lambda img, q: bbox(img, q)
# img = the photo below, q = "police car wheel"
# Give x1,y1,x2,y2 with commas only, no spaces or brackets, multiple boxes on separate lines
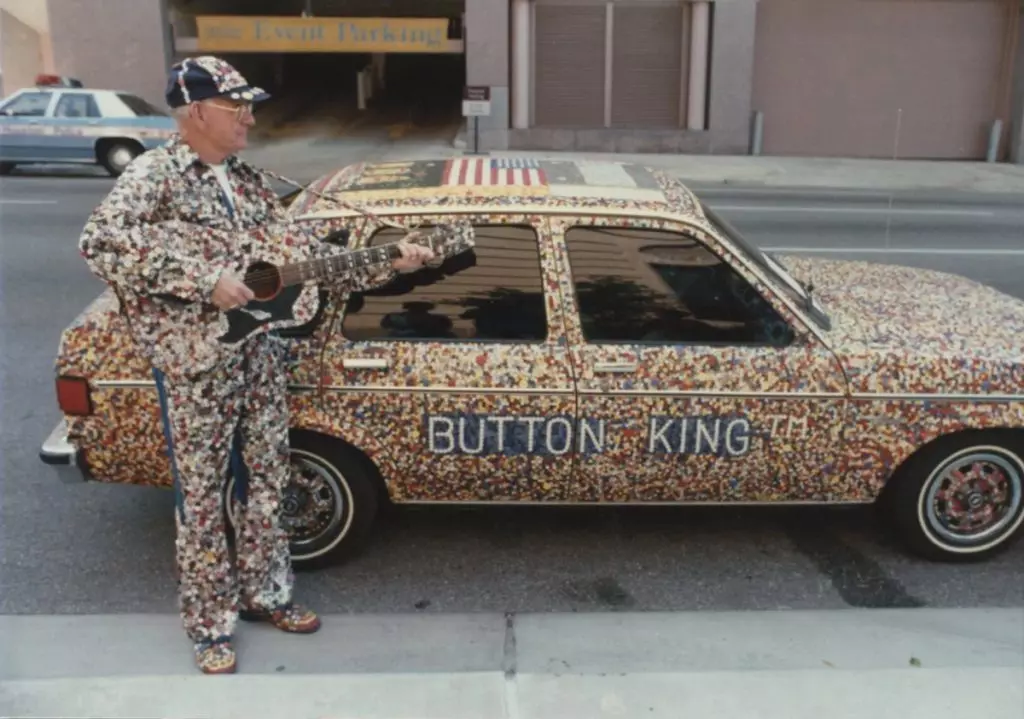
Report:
882,431,1024,562
98,140,142,177
223,430,380,570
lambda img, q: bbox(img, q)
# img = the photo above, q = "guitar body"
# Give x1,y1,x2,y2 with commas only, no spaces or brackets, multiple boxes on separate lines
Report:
220,285,304,343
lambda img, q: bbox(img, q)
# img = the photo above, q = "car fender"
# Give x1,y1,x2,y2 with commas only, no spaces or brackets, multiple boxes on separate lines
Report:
287,394,398,487
840,397,1024,499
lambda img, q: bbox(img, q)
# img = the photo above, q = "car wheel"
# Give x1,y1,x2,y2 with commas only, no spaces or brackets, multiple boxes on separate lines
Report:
884,431,1024,562
98,140,142,177
224,430,381,569
0,162,15,175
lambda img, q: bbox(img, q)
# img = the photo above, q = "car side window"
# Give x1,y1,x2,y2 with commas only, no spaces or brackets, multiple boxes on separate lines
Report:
54,94,99,118
116,93,168,117
342,224,548,342
1,91,52,117
563,226,795,346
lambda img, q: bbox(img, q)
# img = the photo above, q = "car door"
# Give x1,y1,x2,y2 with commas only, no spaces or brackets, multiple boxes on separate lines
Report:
324,213,578,503
548,215,849,504
48,92,102,162
0,90,55,161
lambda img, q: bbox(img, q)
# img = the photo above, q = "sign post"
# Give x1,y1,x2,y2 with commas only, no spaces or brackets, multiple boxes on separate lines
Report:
462,85,491,155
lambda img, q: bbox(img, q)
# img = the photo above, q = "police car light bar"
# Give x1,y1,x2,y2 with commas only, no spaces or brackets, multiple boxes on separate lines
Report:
35,74,84,88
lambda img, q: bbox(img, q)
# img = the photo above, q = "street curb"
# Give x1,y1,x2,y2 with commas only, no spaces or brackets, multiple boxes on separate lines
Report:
2,608,1022,717
3,667,1023,719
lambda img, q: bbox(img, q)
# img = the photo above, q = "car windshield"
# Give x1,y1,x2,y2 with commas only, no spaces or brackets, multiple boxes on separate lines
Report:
117,93,168,117
698,202,832,331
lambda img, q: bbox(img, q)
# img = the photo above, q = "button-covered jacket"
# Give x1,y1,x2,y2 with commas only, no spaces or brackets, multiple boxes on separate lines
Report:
78,135,396,378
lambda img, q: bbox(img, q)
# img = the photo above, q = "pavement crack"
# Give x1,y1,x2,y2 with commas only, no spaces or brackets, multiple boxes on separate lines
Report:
502,611,517,679
502,612,520,719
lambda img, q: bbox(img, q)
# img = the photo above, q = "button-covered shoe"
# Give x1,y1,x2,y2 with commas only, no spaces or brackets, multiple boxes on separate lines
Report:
239,602,321,633
194,636,236,674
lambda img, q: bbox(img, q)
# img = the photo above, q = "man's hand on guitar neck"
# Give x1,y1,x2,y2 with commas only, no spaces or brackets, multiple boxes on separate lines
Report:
391,233,436,272
211,271,255,311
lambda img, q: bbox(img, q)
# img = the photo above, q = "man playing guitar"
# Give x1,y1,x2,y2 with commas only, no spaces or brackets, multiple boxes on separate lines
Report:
77,56,434,674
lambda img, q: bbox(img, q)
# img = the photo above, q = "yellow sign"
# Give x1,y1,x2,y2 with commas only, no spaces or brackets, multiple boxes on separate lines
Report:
196,16,454,53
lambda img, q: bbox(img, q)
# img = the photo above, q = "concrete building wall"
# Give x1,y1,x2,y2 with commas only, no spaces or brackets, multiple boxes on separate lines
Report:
1011,10,1024,164
25,0,1024,162
0,0,49,31
0,0,56,96
46,0,172,109
464,0,510,150
706,0,757,154
0,10,44,96
750,0,1010,160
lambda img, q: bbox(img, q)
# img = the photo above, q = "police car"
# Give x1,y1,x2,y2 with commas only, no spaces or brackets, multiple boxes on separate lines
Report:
38,157,1024,567
0,74,176,176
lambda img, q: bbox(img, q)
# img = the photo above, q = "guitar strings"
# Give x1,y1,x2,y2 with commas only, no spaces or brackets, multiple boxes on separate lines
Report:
233,234,451,286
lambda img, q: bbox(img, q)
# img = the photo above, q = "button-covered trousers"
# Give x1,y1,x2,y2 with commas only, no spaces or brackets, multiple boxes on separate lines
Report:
152,332,294,646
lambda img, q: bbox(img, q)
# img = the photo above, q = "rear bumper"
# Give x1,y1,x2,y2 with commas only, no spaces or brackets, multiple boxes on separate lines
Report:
39,419,90,484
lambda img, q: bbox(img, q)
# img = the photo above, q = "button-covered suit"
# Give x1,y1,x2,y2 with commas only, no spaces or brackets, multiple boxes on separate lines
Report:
77,135,397,651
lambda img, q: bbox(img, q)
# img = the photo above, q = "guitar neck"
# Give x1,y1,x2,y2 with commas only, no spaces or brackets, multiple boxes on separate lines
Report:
277,239,420,287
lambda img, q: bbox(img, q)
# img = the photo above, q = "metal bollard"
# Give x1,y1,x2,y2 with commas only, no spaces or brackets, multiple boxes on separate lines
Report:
751,111,764,156
987,119,1003,163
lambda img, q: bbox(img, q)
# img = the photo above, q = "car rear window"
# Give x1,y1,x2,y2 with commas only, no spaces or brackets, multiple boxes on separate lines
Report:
117,93,168,117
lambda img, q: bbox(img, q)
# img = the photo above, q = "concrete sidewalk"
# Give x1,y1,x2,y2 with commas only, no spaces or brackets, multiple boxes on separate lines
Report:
2,607,1022,718
239,136,1024,195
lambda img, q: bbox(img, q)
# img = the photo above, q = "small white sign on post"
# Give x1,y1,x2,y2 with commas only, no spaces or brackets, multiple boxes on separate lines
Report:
462,86,491,117
462,86,491,155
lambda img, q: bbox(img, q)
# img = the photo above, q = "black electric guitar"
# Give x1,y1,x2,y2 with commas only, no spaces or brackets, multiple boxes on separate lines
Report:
158,222,476,352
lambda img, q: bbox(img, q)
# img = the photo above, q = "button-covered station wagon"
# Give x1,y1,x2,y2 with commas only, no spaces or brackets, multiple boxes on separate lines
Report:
40,157,1024,566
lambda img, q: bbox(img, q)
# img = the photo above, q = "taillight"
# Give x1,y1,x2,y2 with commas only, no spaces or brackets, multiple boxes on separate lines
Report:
56,375,93,416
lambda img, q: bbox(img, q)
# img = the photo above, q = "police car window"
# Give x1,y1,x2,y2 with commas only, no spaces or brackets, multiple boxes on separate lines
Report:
117,93,168,117
1,91,51,116
563,226,795,346
342,224,548,342
54,94,99,118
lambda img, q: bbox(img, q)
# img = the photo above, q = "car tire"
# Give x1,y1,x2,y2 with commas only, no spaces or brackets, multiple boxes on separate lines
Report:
0,162,15,175
223,430,381,570
97,140,142,177
882,431,1024,562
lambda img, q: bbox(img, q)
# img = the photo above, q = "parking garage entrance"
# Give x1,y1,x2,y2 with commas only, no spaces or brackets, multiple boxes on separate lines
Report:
191,14,466,142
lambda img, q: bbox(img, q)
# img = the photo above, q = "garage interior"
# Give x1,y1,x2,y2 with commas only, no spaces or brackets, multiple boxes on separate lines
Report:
170,0,466,141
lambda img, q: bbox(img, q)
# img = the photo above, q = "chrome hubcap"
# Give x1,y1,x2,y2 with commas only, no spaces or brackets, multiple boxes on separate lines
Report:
924,450,1023,545
279,457,345,548
110,146,134,170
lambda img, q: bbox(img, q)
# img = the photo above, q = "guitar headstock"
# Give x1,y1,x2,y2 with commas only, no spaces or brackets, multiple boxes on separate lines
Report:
404,221,476,261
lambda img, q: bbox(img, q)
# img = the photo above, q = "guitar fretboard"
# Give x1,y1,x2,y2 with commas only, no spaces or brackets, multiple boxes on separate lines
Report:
278,236,438,287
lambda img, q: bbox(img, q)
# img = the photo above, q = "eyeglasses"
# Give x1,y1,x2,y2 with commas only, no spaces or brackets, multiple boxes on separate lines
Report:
201,100,254,122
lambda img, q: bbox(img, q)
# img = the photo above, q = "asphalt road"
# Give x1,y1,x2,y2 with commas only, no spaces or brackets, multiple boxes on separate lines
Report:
1,175,1023,616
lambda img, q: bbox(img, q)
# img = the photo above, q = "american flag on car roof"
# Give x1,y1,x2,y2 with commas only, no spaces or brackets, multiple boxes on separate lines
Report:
441,158,546,187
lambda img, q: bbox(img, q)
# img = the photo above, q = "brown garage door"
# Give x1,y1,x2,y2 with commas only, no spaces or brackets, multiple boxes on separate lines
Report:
533,2,608,127
751,0,1018,159
532,0,689,129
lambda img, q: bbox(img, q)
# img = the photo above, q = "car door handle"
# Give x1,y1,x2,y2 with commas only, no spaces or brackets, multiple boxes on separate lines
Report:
342,357,390,370
593,362,638,374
